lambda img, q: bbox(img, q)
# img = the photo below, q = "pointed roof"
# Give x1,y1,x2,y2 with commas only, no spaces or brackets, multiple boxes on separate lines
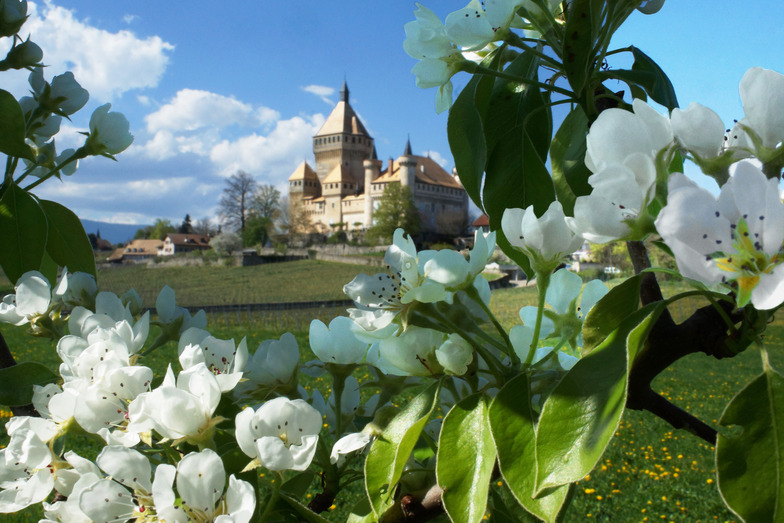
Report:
340,80,349,102
323,164,355,184
287,161,318,181
403,137,412,156
315,82,370,137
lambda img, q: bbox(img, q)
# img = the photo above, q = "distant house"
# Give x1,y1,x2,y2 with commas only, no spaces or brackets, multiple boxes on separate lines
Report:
159,233,211,256
472,214,490,234
107,239,164,263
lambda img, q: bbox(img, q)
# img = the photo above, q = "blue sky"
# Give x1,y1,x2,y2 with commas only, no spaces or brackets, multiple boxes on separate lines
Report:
2,1,782,226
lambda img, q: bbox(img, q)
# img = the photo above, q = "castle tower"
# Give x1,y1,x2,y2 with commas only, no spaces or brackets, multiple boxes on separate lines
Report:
398,138,417,189
312,81,375,191
363,147,382,226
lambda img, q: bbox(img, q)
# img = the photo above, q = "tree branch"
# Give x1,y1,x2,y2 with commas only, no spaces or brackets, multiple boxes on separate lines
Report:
624,241,742,445
379,485,444,522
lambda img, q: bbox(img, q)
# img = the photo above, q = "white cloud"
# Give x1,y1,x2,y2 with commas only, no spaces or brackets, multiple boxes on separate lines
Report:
209,114,325,180
302,84,335,105
11,1,174,101
145,89,278,133
123,14,138,24
424,150,450,169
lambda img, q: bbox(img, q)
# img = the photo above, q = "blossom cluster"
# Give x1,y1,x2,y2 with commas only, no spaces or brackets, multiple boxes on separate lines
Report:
0,220,613,519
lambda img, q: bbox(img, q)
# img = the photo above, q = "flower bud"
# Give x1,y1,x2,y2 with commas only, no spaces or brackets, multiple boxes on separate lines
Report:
81,103,134,157
48,72,89,115
0,0,28,37
0,37,42,70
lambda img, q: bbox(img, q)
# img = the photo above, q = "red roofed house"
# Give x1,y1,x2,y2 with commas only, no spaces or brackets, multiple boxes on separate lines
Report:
159,233,211,256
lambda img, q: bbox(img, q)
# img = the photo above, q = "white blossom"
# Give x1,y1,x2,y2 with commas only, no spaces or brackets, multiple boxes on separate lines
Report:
656,162,784,309
235,397,322,472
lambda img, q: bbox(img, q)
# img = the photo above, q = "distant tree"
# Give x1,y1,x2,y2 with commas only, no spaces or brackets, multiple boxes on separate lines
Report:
178,214,195,234
150,219,176,241
367,183,421,244
219,171,257,243
286,198,312,237
243,215,273,247
275,196,291,235
588,241,632,271
251,184,280,220
133,225,152,239
194,217,216,236
210,231,242,256
87,233,98,250
132,218,175,240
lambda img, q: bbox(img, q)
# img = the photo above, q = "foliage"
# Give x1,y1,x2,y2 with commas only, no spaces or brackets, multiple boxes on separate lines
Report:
3,1,784,522
365,182,421,244
133,218,176,240
210,231,242,256
178,213,195,234
252,183,281,221
587,241,632,271
243,215,273,247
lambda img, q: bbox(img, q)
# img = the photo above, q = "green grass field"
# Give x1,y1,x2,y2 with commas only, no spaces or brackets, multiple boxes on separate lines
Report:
2,264,781,521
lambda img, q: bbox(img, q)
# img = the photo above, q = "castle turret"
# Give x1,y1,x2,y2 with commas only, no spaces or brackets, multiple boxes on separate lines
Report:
398,138,417,188
363,151,382,227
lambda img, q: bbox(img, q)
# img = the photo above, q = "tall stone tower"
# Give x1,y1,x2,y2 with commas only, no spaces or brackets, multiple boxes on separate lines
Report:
312,81,375,192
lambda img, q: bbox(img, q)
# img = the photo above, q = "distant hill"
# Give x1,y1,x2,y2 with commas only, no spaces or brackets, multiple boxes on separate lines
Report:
80,219,149,245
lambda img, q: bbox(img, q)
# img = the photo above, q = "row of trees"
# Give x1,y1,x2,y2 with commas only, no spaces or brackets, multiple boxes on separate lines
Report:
133,170,444,249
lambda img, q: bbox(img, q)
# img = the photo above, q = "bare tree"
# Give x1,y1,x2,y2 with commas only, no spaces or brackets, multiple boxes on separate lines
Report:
275,195,312,239
219,171,257,241
194,217,216,236
251,184,281,220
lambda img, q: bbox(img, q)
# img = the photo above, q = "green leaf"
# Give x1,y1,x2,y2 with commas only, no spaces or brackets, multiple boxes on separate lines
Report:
550,106,592,216
364,381,439,517
437,393,496,523
482,52,554,278
40,199,97,277
0,362,59,406
562,0,603,97
347,496,375,523
0,89,34,161
581,273,642,355
279,493,333,523
716,364,784,522
447,58,497,213
489,374,569,522
601,47,679,110
0,184,48,283
489,486,542,523
281,471,316,499
535,303,662,491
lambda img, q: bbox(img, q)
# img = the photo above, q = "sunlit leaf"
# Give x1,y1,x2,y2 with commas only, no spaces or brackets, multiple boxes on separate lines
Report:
437,393,496,523
535,303,662,491
490,374,569,522
365,381,439,517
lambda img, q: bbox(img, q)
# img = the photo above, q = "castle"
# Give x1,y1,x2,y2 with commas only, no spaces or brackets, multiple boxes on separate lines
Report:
287,82,469,236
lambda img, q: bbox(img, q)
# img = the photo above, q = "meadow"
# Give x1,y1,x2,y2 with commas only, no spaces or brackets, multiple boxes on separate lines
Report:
2,262,781,522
